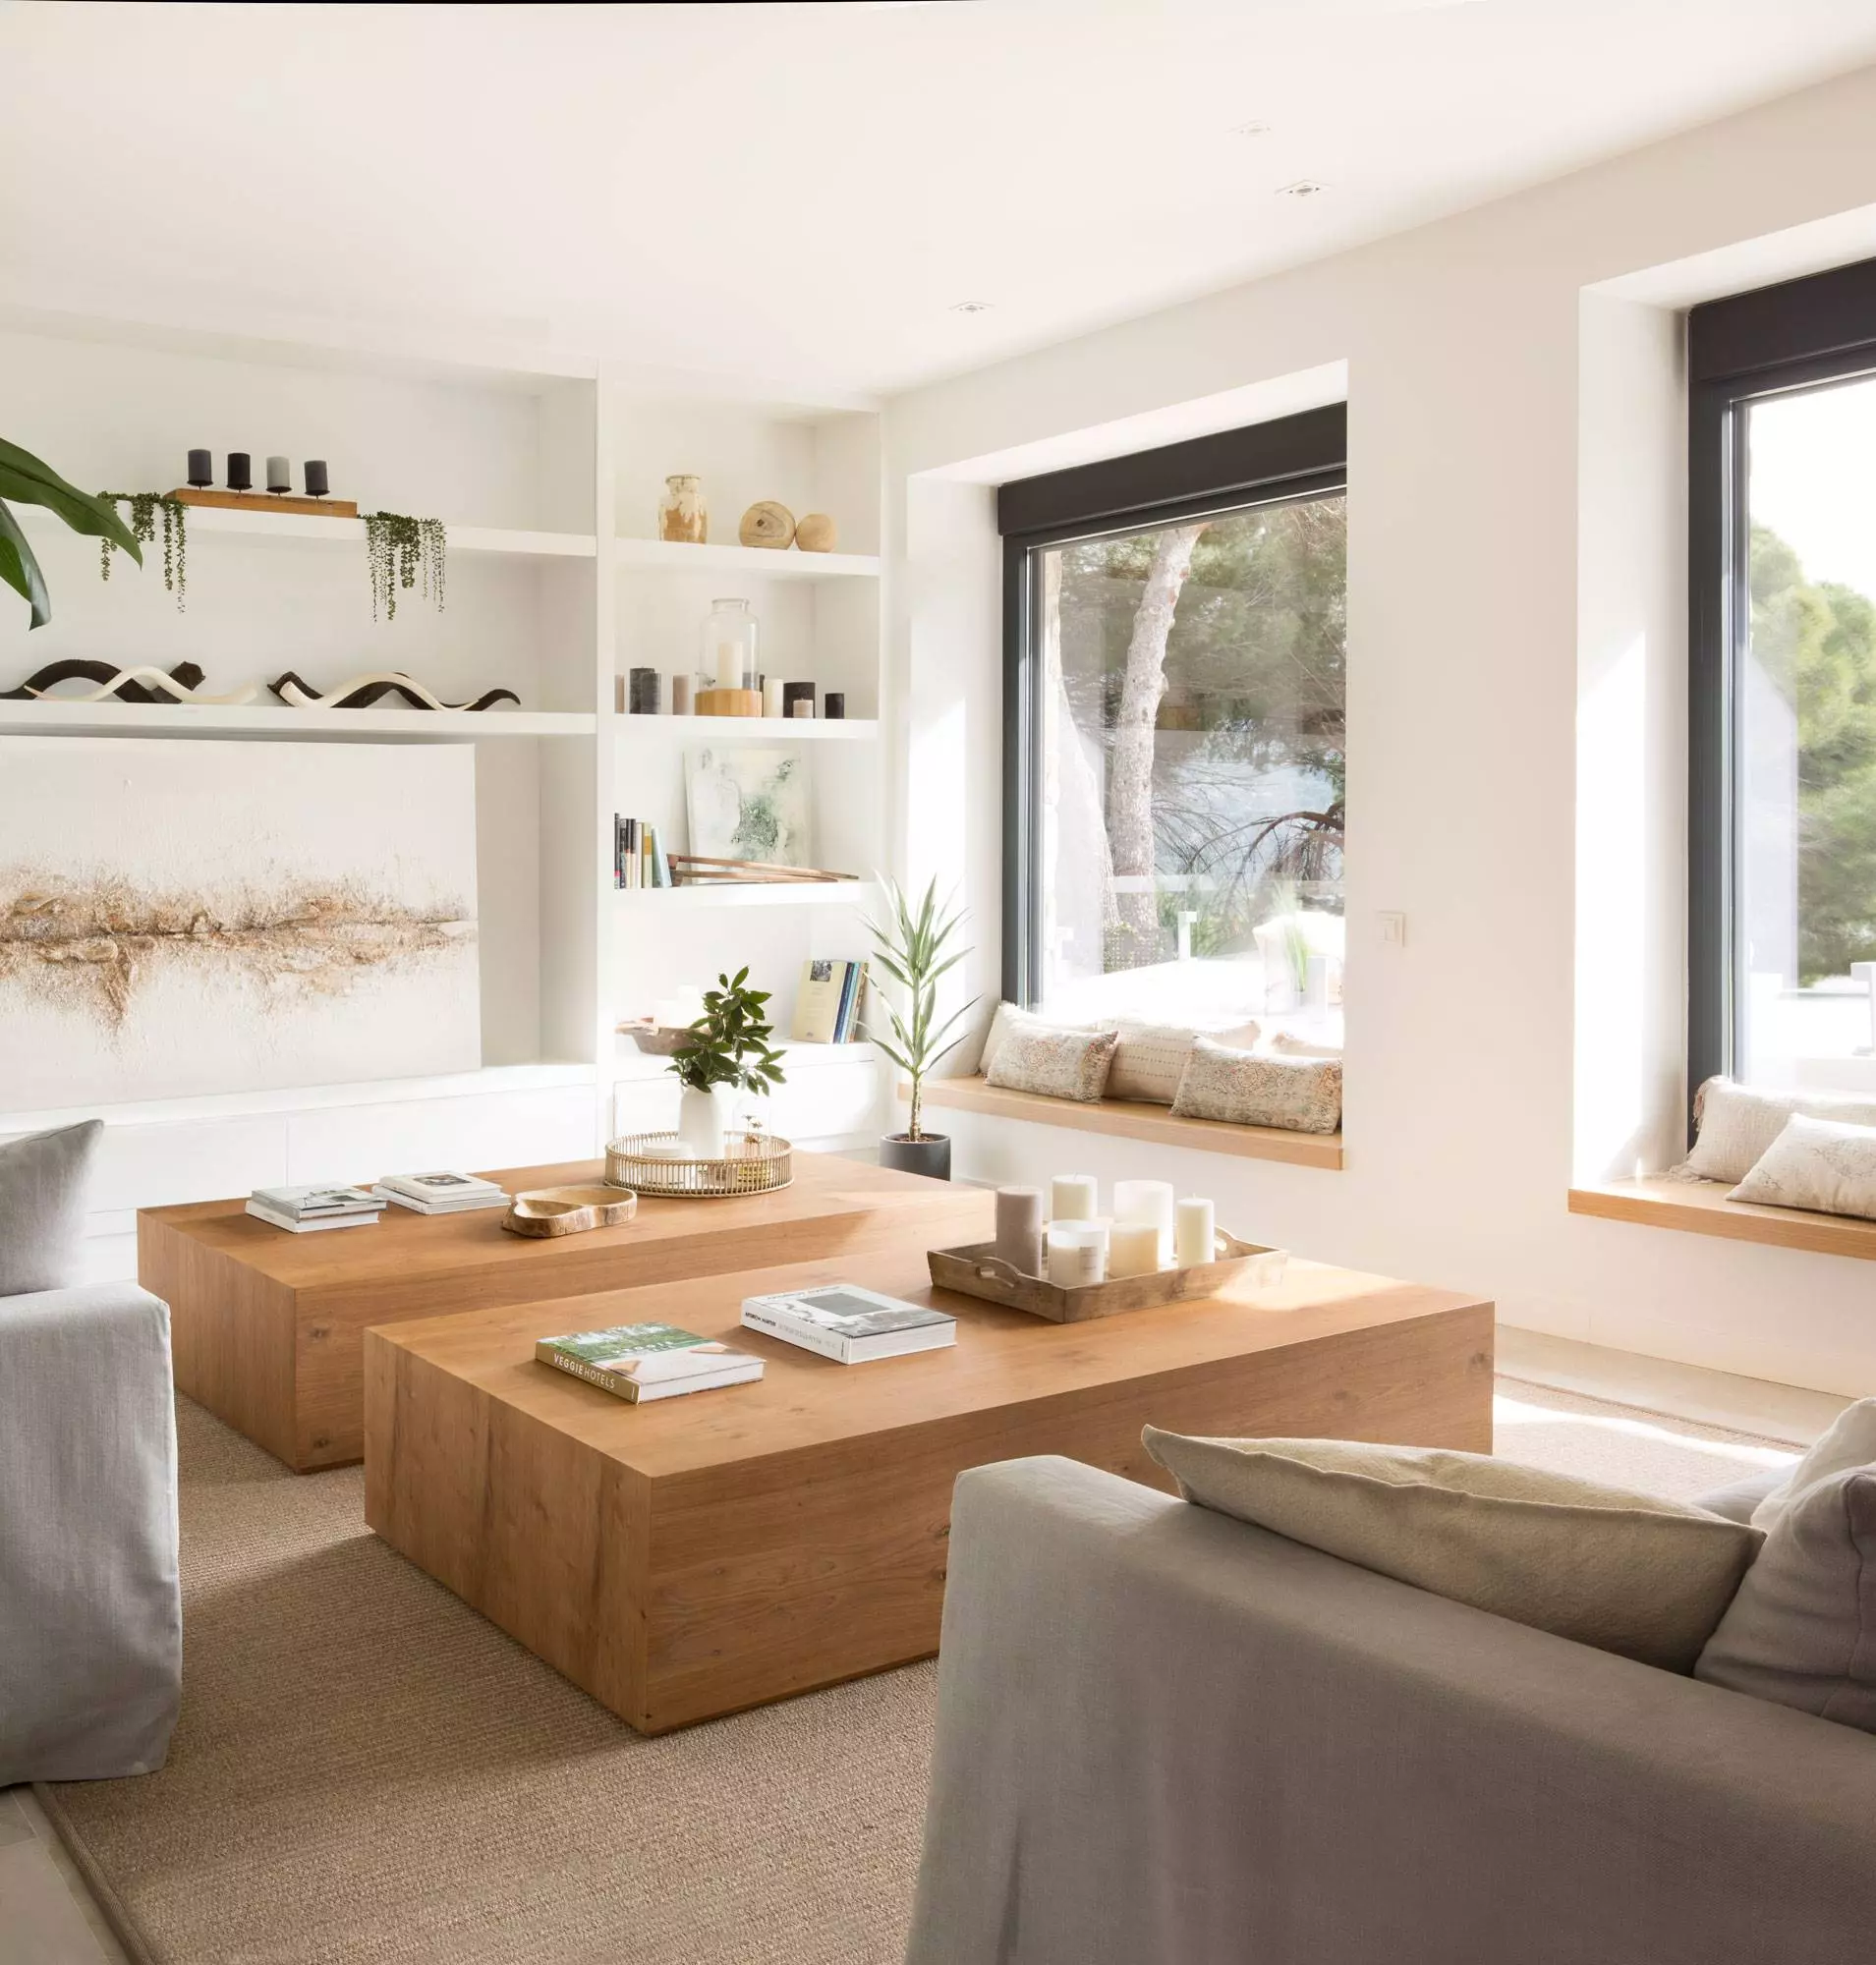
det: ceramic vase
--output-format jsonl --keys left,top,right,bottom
{"left": 677, "top": 1083, "right": 738, "bottom": 1158}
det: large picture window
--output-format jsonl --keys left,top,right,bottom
{"left": 1690, "top": 258, "right": 1876, "bottom": 1096}
{"left": 1000, "top": 408, "right": 1346, "bottom": 1036}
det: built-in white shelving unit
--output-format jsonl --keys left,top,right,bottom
{"left": 0, "top": 316, "right": 890, "bottom": 1225}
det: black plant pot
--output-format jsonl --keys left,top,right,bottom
{"left": 880, "top": 1133, "right": 951, "bottom": 1181}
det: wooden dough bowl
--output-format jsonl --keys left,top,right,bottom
{"left": 502, "top": 1185, "right": 639, "bottom": 1239}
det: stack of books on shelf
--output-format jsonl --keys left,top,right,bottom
{"left": 246, "top": 1185, "right": 386, "bottom": 1234}
{"left": 536, "top": 1321, "right": 766, "bottom": 1403}
{"left": 791, "top": 957, "right": 868, "bottom": 1042}
{"left": 614, "top": 815, "right": 672, "bottom": 889}
{"left": 741, "top": 1281, "right": 956, "bottom": 1365}
{"left": 373, "top": 1171, "right": 508, "bottom": 1214}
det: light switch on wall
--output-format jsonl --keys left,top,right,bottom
{"left": 1378, "top": 911, "right": 1406, "bottom": 947}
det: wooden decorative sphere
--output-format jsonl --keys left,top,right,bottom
{"left": 739, "top": 501, "right": 796, "bottom": 549}
{"left": 795, "top": 513, "right": 838, "bottom": 553}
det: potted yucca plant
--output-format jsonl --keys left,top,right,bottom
{"left": 864, "top": 876, "right": 975, "bottom": 1181}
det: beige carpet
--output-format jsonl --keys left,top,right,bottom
{"left": 42, "top": 1382, "right": 1800, "bottom": 1965}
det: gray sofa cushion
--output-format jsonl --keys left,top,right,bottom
{"left": 1694, "top": 1466, "right": 1787, "bottom": 1525}
{"left": 0, "top": 1118, "right": 102, "bottom": 1297}
{"left": 1697, "top": 1468, "right": 1876, "bottom": 1733}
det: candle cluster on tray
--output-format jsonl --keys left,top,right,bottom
{"left": 991, "top": 1175, "right": 1219, "bottom": 1286}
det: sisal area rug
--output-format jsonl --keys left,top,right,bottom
{"left": 42, "top": 1383, "right": 1799, "bottom": 1965}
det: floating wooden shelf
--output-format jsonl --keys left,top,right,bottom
{"left": 170, "top": 485, "right": 360, "bottom": 518}
{"left": 909, "top": 1075, "right": 1344, "bottom": 1170}
{"left": 1569, "top": 1176, "right": 1876, "bottom": 1262}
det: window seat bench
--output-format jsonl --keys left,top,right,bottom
{"left": 903, "top": 1076, "right": 1343, "bottom": 1171}
{"left": 1568, "top": 1175, "right": 1876, "bottom": 1262}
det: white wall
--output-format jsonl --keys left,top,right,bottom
{"left": 884, "top": 63, "right": 1876, "bottom": 1396}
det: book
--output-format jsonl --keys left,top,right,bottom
{"left": 374, "top": 1186, "right": 510, "bottom": 1214}
{"left": 535, "top": 1321, "right": 766, "bottom": 1403}
{"left": 377, "top": 1171, "right": 505, "bottom": 1207}
{"left": 246, "top": 1200, "right": 380, "bottom": 1233}
{"left": 251, "top": 1183, "right": 383, "bottom": 1219}
{"left": 793, "top": 958, "right": 867, "bottom": 1044}
{"left": 740, "top": 1283, "right": 956, "bottom": 1365}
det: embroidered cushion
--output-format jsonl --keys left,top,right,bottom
{"left": 1682, "top": 1077, "right": 1876, "bottom": 1184}
{"left": 1729, "top": 1115, "right": 1876, "bottom": 1221}
{"left": 1170, "top": 1039, "right": 1341, "bottom": 1134}
{"left": 1107, "top": 1019, "right": 1261, "bottom": 1104}
{"left": 985, "top": 1026, "right": 1120, "bottom": 1103}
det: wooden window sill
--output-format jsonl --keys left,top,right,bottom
{"left": 1569, "top": 1175, "right": 1876, "bottom": 1262}
{"left": 902, "top": 1076, "right": 1343, "bottom": 1171}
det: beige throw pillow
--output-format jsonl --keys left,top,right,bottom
{"left": 976, "top": 1002, "right": 1098, "bottom": 1076}
{"left": 1107, "top": 1019, "right": 1261, "bottom": 1104}
{"left": 1143, "top": 1429, "right": 1763, "bottom": 1672}
{"left": 985, "top": 1026, "right": 1119, "bottom": 1103}
{"left": 1729, "top": 1115, "right": 1876, "bottom": 1221}
{"left": 1170, "top": 1039, "right": 1341, "bottom": 1134}
{"left": 1681, "top": 1077, "right": 1876, "bottom": 1184}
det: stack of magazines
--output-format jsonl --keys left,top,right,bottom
{"left": 373, "top": 1171, "right": 509, "bottom": 1215}
{"left": 246, "top": 1185, "right": 386, "bottom": 1234}
{"left": 536, "top": 1322, "right": 766, "bottom": 1403}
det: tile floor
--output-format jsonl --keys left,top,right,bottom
{"left": 0, "top": 1787, "right": 131, "bottom": 1964}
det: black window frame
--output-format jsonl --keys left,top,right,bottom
{"left": 1687, "top": 257, "right": 1876, "bottom": 1099}
{"left": 998, "top": 404, "right": 1348, "bottom": 1007}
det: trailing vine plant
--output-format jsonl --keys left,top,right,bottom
{"left": 364, "top": 512, "right": 446, "bottom": 622}
{"left": 98, "top": 493, "right": 186, "bottom": 610}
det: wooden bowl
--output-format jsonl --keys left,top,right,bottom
{"left": 502, "top": 1184, "right": 638, "bottom": 1239}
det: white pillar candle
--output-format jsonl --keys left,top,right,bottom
{"left": 763, "top": 677, "right": 786, "bottom": 718}
{"left": 1108, "top": 1219, "right": 1165, "bottom": 1279}
{"left": 1047, "top": 1219, "right": 1109, "bottom": 1289}
{"left": 1174, "top": 1197, "right": 1216, "bottom": 1269}
{"left": 1051, "top": 1173, "right": 1099, "bottom": 1222}
{"left": 1113, "top": 1179, "right": 1175, "bottom": 1263}
{"left": 714, "top": 642, "right": 743, "bottom": 691}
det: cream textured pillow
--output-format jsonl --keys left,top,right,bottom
{"left": 1170, "top": 1039, "right": 1341, "bottom": 1133}
{"left": 1682, "top": 1077, "right": 1876, "bottom": 1183}
{"left": 1748, "top": 1396, "right": 1876, "bottom": 1534}
{"left": 1696, "top": 1467, "right": 1876, "bottom": 1733}
{"left": 1143, "top": 1429, "right": 1763, "bottom": 1671}
{"left": 1266, "top": 1031, "right": 1342, "bottom": 1059}
{"left": 977, "top": 1002, "right": 1099, "bottom": 1076}
{"left": 1729, "top": 1115, "right": 1876, "bottom": 1220}
{"left": 1107, "top": 1019, "right": 1261, "bottom": 1104}
{"left": 986, "top": 1026, "right": 1119, "bottom": 1103}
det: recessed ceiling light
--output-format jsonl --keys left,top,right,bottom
{"left": 949, "top": 300, "right": 995, "bottom": 313}
{"left": 1230, "top": 121, "right": 1271, "bottom": 138}
{"left": 1276, "top": 180, "right": 1328, "bottom": 197}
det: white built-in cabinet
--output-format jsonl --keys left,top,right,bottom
{"left": 0, "top": 325, "right": 888, "bottom": 1272}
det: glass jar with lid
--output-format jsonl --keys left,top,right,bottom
{"left": 704, "top": 597, "right": 758, "bottom": 693}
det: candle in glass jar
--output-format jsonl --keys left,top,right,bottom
{"left": 1109, "top": 1219, "right": 1165, "bottom": 1279}
{"left": 1047, "top": 1220, "right": 1108, "bottom": 1289}
{"left": 1174, "top": 1197, "right": 1216, "bottom": 1268}
{"left": 1051, "top": 1173, "right": 1098, "bottom": 1222}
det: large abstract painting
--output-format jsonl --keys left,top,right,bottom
{"left": 0, "top": 737, "right": 481, "bottom": 1107}
{"left": 685, "top": 747, "right": 812, "bottom": 868}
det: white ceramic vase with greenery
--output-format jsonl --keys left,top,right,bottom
{"left": 668, "top": 969, "right": 786, "bottom": 1158}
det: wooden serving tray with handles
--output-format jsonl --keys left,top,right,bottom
{"left": 502, "top": 1184, "right": 638, "bottom": 1239}
{"left": 927, "top": 1231, "right": 1287, "bottom": 1323}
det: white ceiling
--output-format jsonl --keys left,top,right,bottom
{"left": 5, "top": 0, "right": 1876, "bottom": 398}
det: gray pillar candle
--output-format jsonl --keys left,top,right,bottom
{"left": 670, "top": 675, "right": 692, "bottom": 715}
{"left": 995, "top": 1187, "right": 1046, "bottom": 1277}
{"left": 187, "top": 449, "right": 212, "bottom": 488}
{"left": 225, "top": 452, "right": 252, "bottom": 492}
{"left": 266, "top": 455, "right": 291, "bottom": 494}
{"left": 303, "top": 460, "right": 330, "bottom": 498}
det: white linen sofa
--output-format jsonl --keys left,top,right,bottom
{"left": 0, "top": 1281, "right": 182, "bottom": 1783}
{"left": 906, "top": 1455, "right": 1876, "bottom": 1965}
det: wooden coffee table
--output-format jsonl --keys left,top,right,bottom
{"left": 140, "top": 1153, "right": 990, "bottom": 1471}
{"left": 364, "top": 1249, "right": 1493, "bottom": 1734}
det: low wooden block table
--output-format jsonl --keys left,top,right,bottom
{"left": 364, "top": 1250, "right": 1493, "bottom": 1734}
{"left": 140, "top": 1153, "right": 990, "bottom": 1472}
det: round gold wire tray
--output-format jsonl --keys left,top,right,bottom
{"left": 604, "top": 1130, "right": 793, "bottom": 1200}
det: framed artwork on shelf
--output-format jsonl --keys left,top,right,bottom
{"left": 685, "top": 746, "right": 812, "bottom": 870}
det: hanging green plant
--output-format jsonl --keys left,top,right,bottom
{"left": 363, "top": 512, "right": 446, "bottom": 622}
{"left": 97, "top": 492, "right": 186, "bottom": 610}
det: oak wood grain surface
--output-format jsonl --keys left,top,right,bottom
{"left": 1570, "top": 1175, "right": 1876, "bottom": 1262}
{"left": 366, "top": 1248, "right": 1493, "bottom": 1732}
{"left": 142, "top": 1153, "right": 992, "bottom": 1471}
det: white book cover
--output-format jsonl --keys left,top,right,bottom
{"left": 252, "top": 1183, "right": 383, "bottom": 1216}
{"left": 378, "top": 1171, "right": 502, "bottom": 1201}
{"left": 246, "top": 1201, "right": 379, "bottom": 1234}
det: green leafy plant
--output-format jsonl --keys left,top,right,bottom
{"left": 0, "top": 438, "right": 141, "bottom": 629}
{"left": 98, "top": 493, "right": 187, "bottom": 610}
{"left": 670, "top": 968, "right": 788, "bottom": 1095}
{"left": 364, "top": 512, "right": 446, "bottom": 621}
{"left": 864, "top": 876, "right": 975, "bottom": 1143}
